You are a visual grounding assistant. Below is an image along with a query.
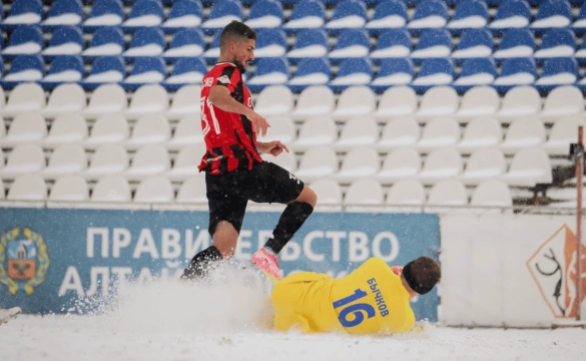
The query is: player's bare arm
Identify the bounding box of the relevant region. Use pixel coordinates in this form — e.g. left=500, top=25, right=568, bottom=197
left=257, top=141, right=289, bottom=156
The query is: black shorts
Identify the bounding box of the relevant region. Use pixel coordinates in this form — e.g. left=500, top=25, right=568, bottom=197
left=205, top=161, right=305, bottom=236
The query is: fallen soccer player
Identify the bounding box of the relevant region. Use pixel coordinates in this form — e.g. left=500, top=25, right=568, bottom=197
left=0, top=306, right=21, bottom=325
left=270, top=256, right=440, bottom=334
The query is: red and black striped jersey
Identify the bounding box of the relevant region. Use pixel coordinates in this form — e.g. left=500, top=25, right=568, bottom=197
left=198, top=62, right=263, bottom=175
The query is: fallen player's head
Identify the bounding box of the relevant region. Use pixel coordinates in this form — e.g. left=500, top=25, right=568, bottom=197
left=401, top=256, right=441, bottom=297
left=219, top=21, right=257, bottom=71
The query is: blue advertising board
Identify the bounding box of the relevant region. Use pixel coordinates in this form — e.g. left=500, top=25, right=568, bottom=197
left=0, top=207, right=440, bottom=321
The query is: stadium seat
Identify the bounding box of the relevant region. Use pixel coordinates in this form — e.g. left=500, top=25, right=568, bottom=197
left=417, top=117, right=460, bottom=152
left=501, top=148, right=552, bottom=187
left=163, top=57, right=207, bottom=91
left=0, top=112, right=46, bottom=147
left=163, top=29, right=205, bottom=61
left=126, top=115, right=170, bottom=149
left=84, top=115, right=129, bottom=149
left=1, top=144, right=45, bottom=179
left=1, top=0, right=43, bottom=30
left=42, top=83, right=86, bottom=118
left=418, top=147, right=463, bottom=184
left=493, top=58, right=536, bottom=93
left=325, top=0, right=367, bottom=33
left=417, top=86, right=459, bottom=118
left=83, top=145, right=128, bottom=179
left=283, top=0, right=326, bottom=34
left=410, top=29, right=452, bottom=61
left=470, top=179, right=512, bottom=207
left=0, top=176, right=5, bottom=200
left=543, top=116, right=586, bottom=155
left=41, top=56, right=84, bottom=89
left=42, top=144, right=87, bottom=180
left=204, top=31, right=221, bottom=64
left=176, top=175, right=207, bottom=204
left=254, top=29, right=287, bottom=58
left=83, top=56, right=126, bottom=90
left=255, top=85, right=294, bottom=116
left=377, top=147, right=421, bottom=183
left=456, top=86, right=500, bottom=119
left=124, top=84, right=169, bottom=119
left=167, top=144, right=205, bottom=181
left=500, top=117, right=545, bottom=155
left=123, top=28, right=165, bottom=59
left=122, top=0, right=164, bottom=32
left=261, top=115, right=295, bottom=144
left=0, top=119, right=6, bottom=141
left=493, top=29, right=534, bottom=61
left=41, top=0, right=83, bottom=30
left=293, top=116, right=336, bottom=151
left=458, top=148, right=506, bottom=185
left=497, top=85, right=540, bottom=119
left=49, top=175, right=89, bottom=202
left=489, top=0, right=531, bottom=32
left=329, top=59, right=373, bottom=92
left=202, top=0, right=242, bottom=34
left=540, top=86, right=583, bottom=119
left=344, top=179, right=384, bottom=211
left=166, top=85, right=201, bottom=120
left=452, top=29, right=492, bottom=61
left=246, top=0, right=283, bottom=29
left=447, top=0, right=488, bottom=32
left=533, top=29, right=576, bottom=62
left=296, top=146, right=338, bottom=181
left=452, top=58, right=497, bottom=93
left=411, top=59, right=454, bottom=92
left=427, top=180, right=467, bottom=206
left=263, top=151, right=296, bottom=173
left=374, top=86, right=417, bottom=119
left=91, top=175, right=131, bottom=202
left=0, top=89, right=5, bottom=111
left=42, top=26, right=83, bottom=59
left=370, top=59, right=414, bottom=92
left=1, top=55, right=44, bottom=88
left=134, top=176, right=174, bottom=203
left=575, top=39, right=586, bottom=65
left=247, top=58, right=289, bottom=92
left=458, top=117, right=502, bottom=153
left=83, top=0, right=124, bottom=32
left=386, top=179, right=425, bottom=211
left=125, top=145, right=170, bottom=181
left=41, top=114, right=87, bottom=149
left=531, top=0, right=572, bottom=33
left=365, top=0, right=408, bottom=34
left=7, top=175, right=47, bottom=201
left=162, top=0, right=203, bottom=32
left=291, top=86, right=335, bottom=120
left=407, top=0, right=448, bottom=31
left=308, top=178, right=342, bottom=207
left=328, top=29, right=370, bottom=63
left=0, top=83, right=45, bottom=117
left=377, top=117, right=419, bottom=150
left=535, top=58, right=579, bottom=93
left=84, top=84, right=127, bottom=119
left=573, top=3, right=586, bottom=35
left=332, top=86, right=376, bottom=120
left=335, top=117, right=378, bottom=150
left=288, top=58, right=330, bottom=92
left=370, top=30, right=411, bottom=64
left=167, top=115, right=203, bottom=150
left=286, top=29, right=328, bottom=64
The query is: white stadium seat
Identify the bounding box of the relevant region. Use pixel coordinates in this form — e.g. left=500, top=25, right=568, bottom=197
left=84, top=114, right=129, bottom=149
left=377, top=147, right=421, bottom=183
left=309, top=178, right=342, bottom=206
left=427, top=180, right=468, bottom=206
left=167, top=115, right=204, bottom=150
left=344, top=179, right=384, bottom=211
left=292, top=117, right=337, bottom=151
left=255, top=85, right=294, bottom=116
left=261, top=116, right=295, bottom=144
left=126, top=114, right=171, bottom=149
left=0, top=117, right=5, bottom=139
left=386, top=179, right=426, bottom=212
left=91, top=175, right=131, bottom=203
left=124, top=84, right=169, bottom=120
left=1, top=83, right=46, bottom=117
left=375, top=86, right=417, bottom=120
left=166, top=85, right=201, bottom=121
left=291, top=86, right=335, bottom=120
left=296, top=146, right=338, bottom=182
left=470, top=180, right=512, bottom=207
left=540, top=86, right=583, bottom=120
left=0, top=179, right=4, bottom=200
left=458, top=117, right=502, bottom=154
left=42, top=114, right=88, bottom=149
left=263, top=151, right=296, bottom=173
left=83, top=84, right=128, bottom=119
left=49, top=175, right=89, bottom=202
left=335, top=117, right=378, bottom=151
left=42, top=83, right=86, bottom=118
left=418, top=148, right=463, bottom=184
left=125, top=145, right=170, bottom=181
left=543, top=116, right=586, bottom=155
left=0, top=87, right=5, bottom=110
left=500, top=117, right=545, bottom=155
left=458, top=148, right=506, bottom=185
left=417, top=86, right=459, bottom=119
left=176, top=175, right=207, bottom=204
left=1, top=144, right=45, bottom=179
left=332, top=86, right=376, bottom=120
left=335, top=147, right=380, bottom=183
left=456, top=86, right=500, bottom=119
left=42, top=144, right=87, bottom=179
left=134, top=176, right=174, bottom=203
left=497, top=86, right=541, bottom=119
left=83, top=145, right=128, bottom=180
left=377, top=117, right=420, bottom=150
left=501, top=148, right=552, bottom=187
left=7, top=174, right=47, bottom=201
left=0, top=148, right=4, bottom=172
left=416, top=117, right=460, bottom=152
left=167, top=144, right=206, bottom=181
left=0, top=112, right=47, bottom=147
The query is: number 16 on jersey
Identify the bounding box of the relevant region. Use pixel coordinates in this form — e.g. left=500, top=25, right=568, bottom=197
left=333, top=289, right=376, bottom=328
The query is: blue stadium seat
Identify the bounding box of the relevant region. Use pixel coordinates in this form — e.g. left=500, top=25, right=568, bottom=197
left=531, top=0, right=572, bottom=34
left=493, top=29, right=534, bottom=62
left=410, top=29, right=451, bottom=63
left=573, top=3, right=586, bottom=35
left=451, top=29, right=492, bottom=62
left=41, top=26, right=83, bottom=63
left=533, top=29, right=575, bottom=64
left=163, top=57, right=207, bottom=91
left=452, top=58, right=496, bottom=93
left=202, top=0, right=242, bottom=35
left=493, top=58, right=536, bottom=93
left=489, top=0, right=531, bottom=34
left=83, top=56, right=125, bottom=90
left=328, top=29, right=370, bottom=64
left=407, top=0, right=448, bottom=32
left=82, top=27, right=125, bottom=61
left=287, top=29, right=328, bottom=64
left=325, top=0, right=367, bottom=34
left=329, top=58, right=373, bottom=92
left=365, top=0, right=408, bottom=35
left=1, top=0, right=43, bottom=30
left=41, top=0, right=83, bottom=31
left=283, top=0, right=326, bottom=35
left=370, top=29, right=411, bottom=65
left=1, top=55, right=44, bottom=88
left=2, top=26, right=43, bottom=60
left=163, top=28, right=205, bottom=62
left=535, top=58, right=578, bottom=93
left=247, top=58, right=289, bottom=92
left=447, top=0, right=488, bottom=33
left=83, top=0, right=124, bottom=32
left=204, top=31, right=221, bottom=64
left=245, top=0, right=283, bottom=30
left=254, top=29, right=287, bottom=59
left=41, top=56, right=84, bottom=89
left=288, top=58, right=330, bottom=92
left=123, top=57, right=167, bottom=90
left=575, top=39, right=586, bottom=65
left=370, top=58, right=414, bottom=93
left=122, top=0, right=164, bottom=32
left=411, top=58, right=454, bottom=93
left=162, top=0, right=203, bottom=33
left=123, top=28, right=166, bottom=60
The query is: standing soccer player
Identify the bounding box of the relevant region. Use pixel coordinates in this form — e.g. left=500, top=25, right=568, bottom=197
left=181, top=21, right=317, bottom=281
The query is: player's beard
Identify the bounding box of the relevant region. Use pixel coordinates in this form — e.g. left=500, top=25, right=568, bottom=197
left=233, top=58, right=247, bottom=74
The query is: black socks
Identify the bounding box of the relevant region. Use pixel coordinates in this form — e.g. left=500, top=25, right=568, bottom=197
left=181, top=245, right=223, bottom=280
left=264, top=202, right=314, bottom=254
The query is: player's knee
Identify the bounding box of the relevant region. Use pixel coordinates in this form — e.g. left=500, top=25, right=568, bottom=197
left=298, top=186, right=317, bottom=208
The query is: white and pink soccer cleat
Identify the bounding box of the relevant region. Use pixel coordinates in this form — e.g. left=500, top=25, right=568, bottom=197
left=252, top=248, right=283, bottom=283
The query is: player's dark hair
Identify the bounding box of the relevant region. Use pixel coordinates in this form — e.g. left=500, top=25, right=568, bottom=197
left=219, top=21, right=257, bottom=49
left=402, top=256, right=441, bottom=295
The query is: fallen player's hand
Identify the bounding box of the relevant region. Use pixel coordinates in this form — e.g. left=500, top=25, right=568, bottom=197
left=247, top=110, right=270, bottom=137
